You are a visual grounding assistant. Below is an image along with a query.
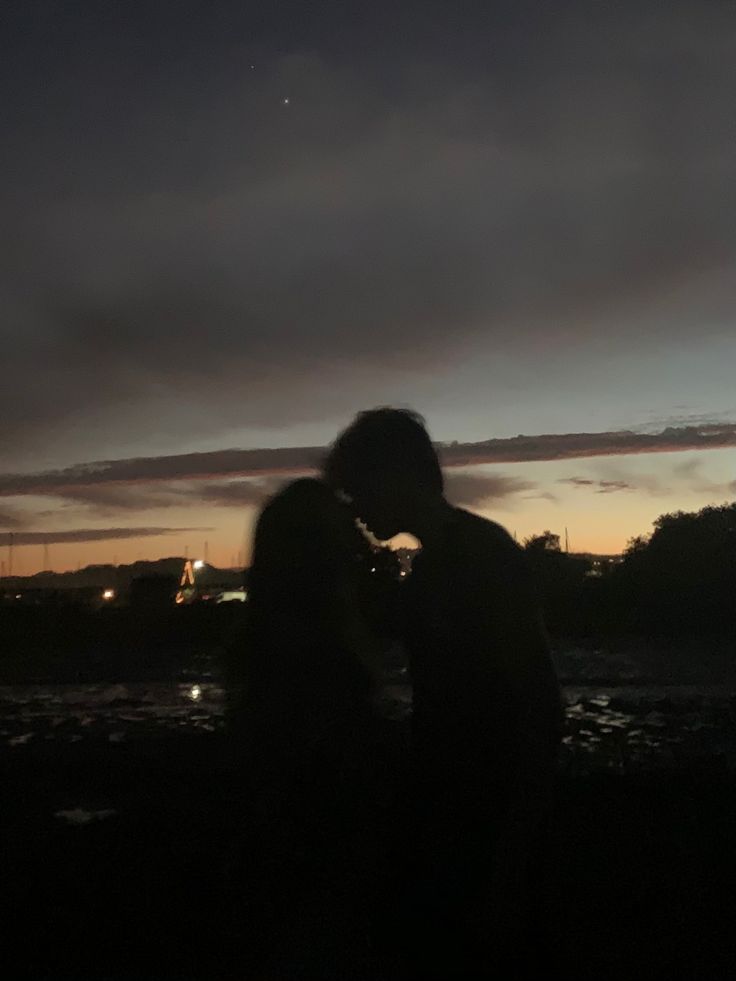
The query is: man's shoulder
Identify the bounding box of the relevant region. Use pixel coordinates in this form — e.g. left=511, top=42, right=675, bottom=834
left=451, top=507, right=518, bottom=551
left=449, top=508, right=530, bottom=577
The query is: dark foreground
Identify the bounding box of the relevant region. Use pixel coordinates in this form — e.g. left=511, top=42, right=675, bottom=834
left=2, top=733, right=735, bottom=981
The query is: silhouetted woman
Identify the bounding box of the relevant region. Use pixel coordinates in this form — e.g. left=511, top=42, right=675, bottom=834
left=227, top=478, right=386, bottom=980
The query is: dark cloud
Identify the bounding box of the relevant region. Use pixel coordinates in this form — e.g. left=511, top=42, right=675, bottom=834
left=696, top=479, right=736, bottom=498
left=671, top=458, right=703, bottom=480
left=50, top=485, right=189, bottom=513
left=560, top=478, right=634, bottom=494
left=0, top=527, right=213, bottom=547
left=1, top=1, right=734, bottom=456
left=197, top=478, right=287, bottom=507
left=45, top=478, right=285, bottom=515
left=596, top=482, right=632, bottom=495
left=14, top=471, right=525, bottom=518
left=579, top=454, right=736, bottom=500
left=0, top=508, right=27, bottom=529
left=2, top=423, right=734, bottom=498
left=439, top=424, right=736, bottom=467
left=634, top=410, right=736, bottom=434
left=670, top=457, right=736, bottom=498
left=561, top=467, right=667, bottom=496
left=0, top=449, right=322, bottom=497
left=529, top=491, right=559, bottom=503
left=444, top=472, right=536, bottom=506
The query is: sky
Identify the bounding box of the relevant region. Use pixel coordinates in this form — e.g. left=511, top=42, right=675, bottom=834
left=1, top=0, right=734, bottom=573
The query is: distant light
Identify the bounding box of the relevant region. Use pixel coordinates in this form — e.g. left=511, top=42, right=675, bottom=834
left=102, top=589, right=115, bottom=600
left=216, top=589, right=248, bottom=603
left=189, top=685, right=202, bottom=702
left=370, top=567, right=376, bottom=573
left=282, top=97, right=290, bottom=105
left=193, top=560, right=205, bottom=570
left=15, top=593, right=22, bottom=600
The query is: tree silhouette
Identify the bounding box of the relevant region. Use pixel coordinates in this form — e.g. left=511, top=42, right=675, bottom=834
left=516, top=503, right=735, bottom=639
left=522, top=529, right=592, bottom=634
left=523, top=530, right=561, bottom=552
left=612, top=502, right=735, bottom=636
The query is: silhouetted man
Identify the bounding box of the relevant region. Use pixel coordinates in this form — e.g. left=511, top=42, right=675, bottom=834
left=326, top=408, right=563, bottom=977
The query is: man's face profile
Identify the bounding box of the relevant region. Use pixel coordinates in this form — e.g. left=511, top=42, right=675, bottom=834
left=352, top=477, right=410, bottom=543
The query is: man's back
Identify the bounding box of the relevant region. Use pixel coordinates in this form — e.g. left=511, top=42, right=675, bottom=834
left=404, top=507, right=562, bottom=790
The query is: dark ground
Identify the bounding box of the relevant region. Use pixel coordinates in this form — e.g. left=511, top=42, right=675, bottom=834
left=2, top=732, right=734, bottom=981
left=2, top=605, right=734, bottom=978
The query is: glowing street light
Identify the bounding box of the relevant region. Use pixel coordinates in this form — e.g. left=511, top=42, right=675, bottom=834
left=193, top=560, right=205, bottom=570
left=102, top=589, right=115, bottom=601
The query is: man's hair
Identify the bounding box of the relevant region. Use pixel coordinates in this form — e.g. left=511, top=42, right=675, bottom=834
left=324, top=407, right=444, bottom=497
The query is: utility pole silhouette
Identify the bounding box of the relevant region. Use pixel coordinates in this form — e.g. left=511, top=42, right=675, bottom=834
left=204, top=540, right=209, bottom=565
left=43, top=539, right=49, bottom=572
left=242, top=521, right=250, bottom=572
left=8, top=532, right=14, bottom=577
left=565, top=527, right=570, bottom=553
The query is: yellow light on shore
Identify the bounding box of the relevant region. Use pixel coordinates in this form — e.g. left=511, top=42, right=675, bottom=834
left=102, top=589, right=115, bottom=601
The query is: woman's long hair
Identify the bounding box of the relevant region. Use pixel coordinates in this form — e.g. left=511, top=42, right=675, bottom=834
left=231, top=479, right=371, bottom=718
left=248, top=478, right=361, bottom=641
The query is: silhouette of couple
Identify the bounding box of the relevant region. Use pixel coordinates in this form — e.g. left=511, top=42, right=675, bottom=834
left=233, top=408, right=563, bottom=980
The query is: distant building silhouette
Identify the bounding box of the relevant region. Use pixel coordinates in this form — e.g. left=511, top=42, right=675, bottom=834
left=175, top=560, right=246, bottom=604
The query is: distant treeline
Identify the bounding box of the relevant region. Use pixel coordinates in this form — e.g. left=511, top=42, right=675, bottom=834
left=0, top=557, right=205, bottom=592
left=523, top=502, right=735, bottom=639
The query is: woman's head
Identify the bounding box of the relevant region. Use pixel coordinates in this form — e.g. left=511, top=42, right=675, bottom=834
left=249, top=478, right=359, bottom=623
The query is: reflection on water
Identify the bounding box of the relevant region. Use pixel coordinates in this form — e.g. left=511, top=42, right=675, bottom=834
left=1, top=670, right=734, bottom=774
left=0, top=681, right=225, bottom=744
left=55, top=807, right=118, bottom=826
left=560, top=685, right=735, bottom=773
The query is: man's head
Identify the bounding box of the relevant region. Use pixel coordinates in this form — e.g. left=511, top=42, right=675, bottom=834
left=324, top=407, right=444, bottom=540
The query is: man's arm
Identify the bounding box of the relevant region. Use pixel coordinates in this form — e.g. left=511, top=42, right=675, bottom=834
left=491, top=537, right=564, bottom=845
